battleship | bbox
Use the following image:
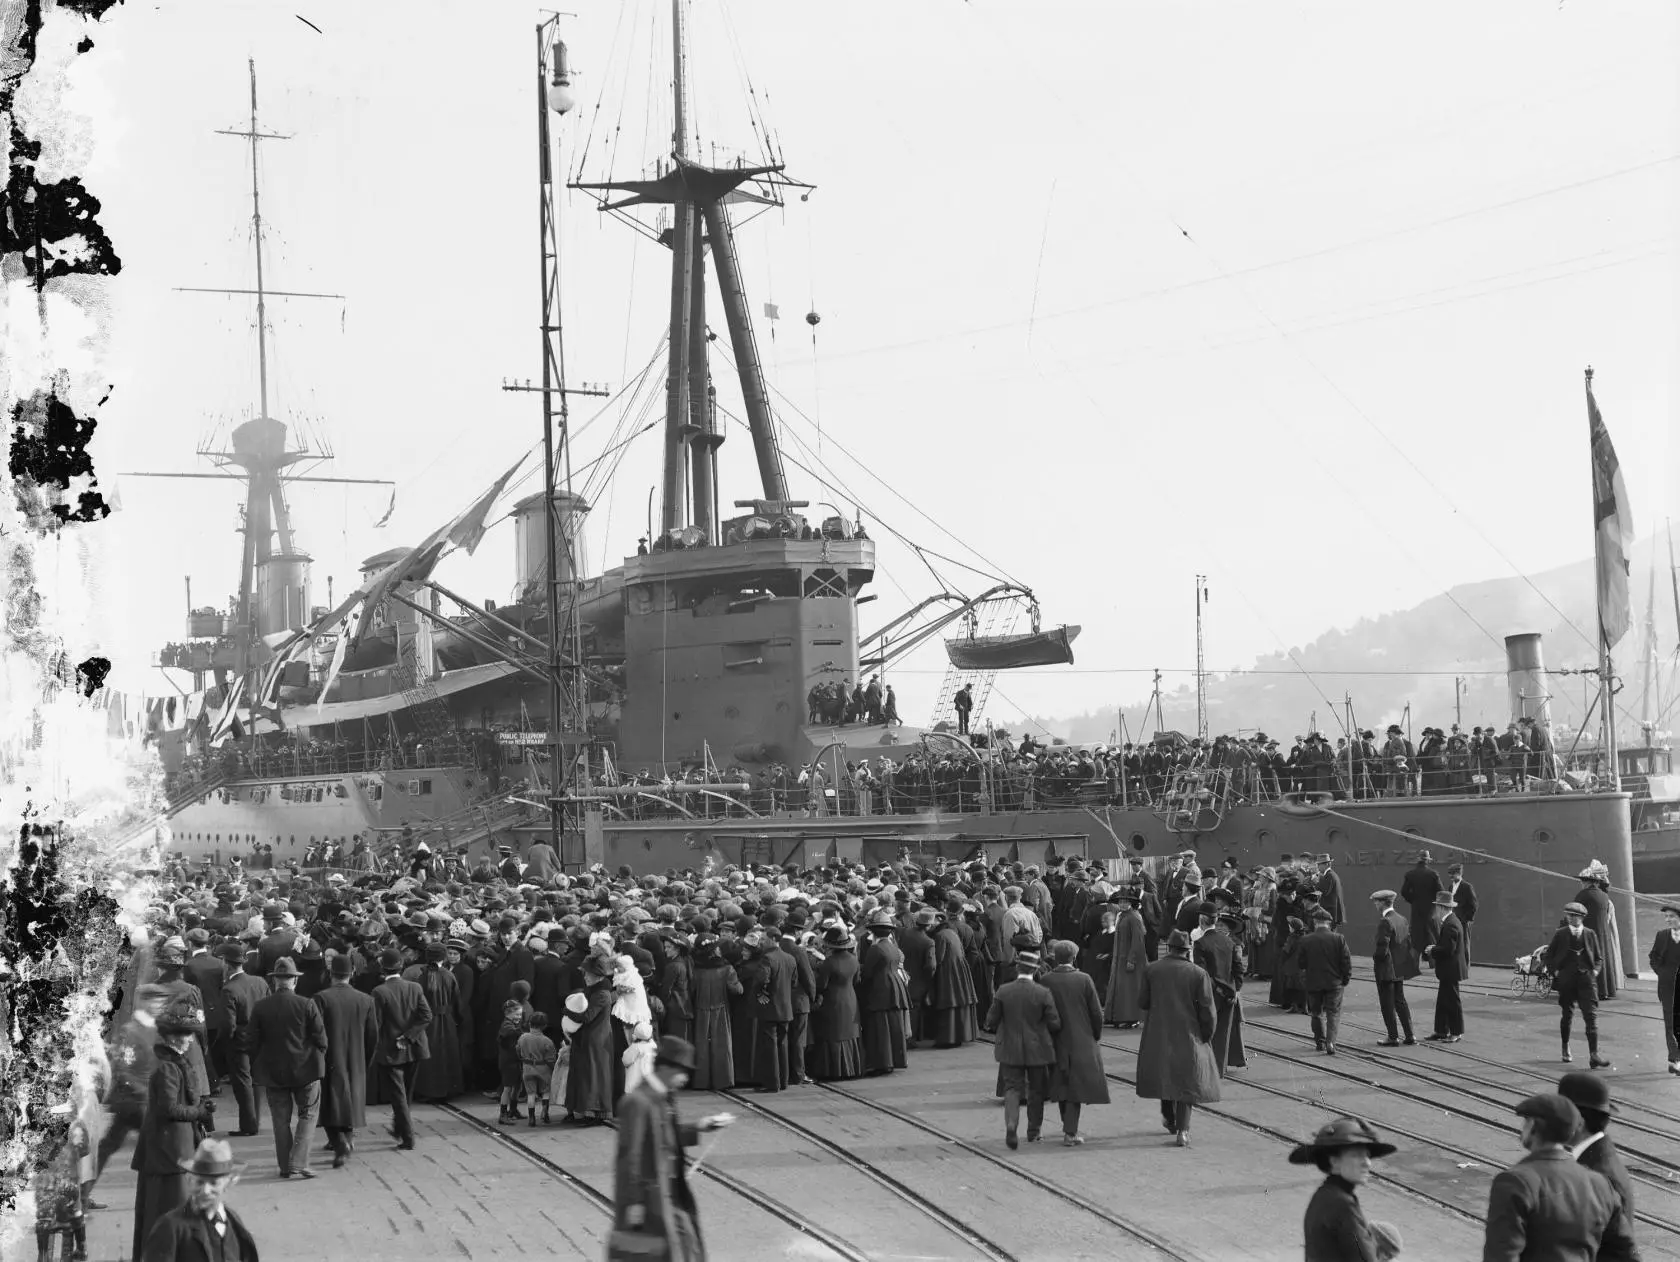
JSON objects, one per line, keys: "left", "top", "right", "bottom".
{"left": 145, "top": 7, "right": 1643, "bottom": 972}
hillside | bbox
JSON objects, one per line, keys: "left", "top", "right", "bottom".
{"left": 1021, "top": 537, "right": 1674, "bottom": 748}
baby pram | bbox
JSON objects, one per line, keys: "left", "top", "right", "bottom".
{"left": 1510, "top": 943, "right": 1554, "bottom": 996}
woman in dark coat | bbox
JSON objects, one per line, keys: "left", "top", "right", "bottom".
{"left": 1287, "top": 1117, "right": 1399, "bottom": 1262}
{"left": 723, "top": 923, "right": 760, "bottom": 1083}
{"left": 657, "top": 935, "right": 695, "bottom": 1044}
{"left": 131, "top": 1000, "right": 212, "bottom": 1262}
{"left": 1103, "top": 890, "right": 1149, "bottom": 1027}
{"left": 689, "top": 935, "right": 742, "bottom": 1089}
{"left": 856, "top": 914, "right": 911, "bottom": 1074}
{"left": 562, "top": 957, "right": 616, "bottom": 1123}
{"left": 900, "top": 910, "right": 939, "bottom": 1045}
{"left": 1135, "top": 930, "right": 1220, "bottom": 1147}
{"left": 1042, "top": 940, "right": 1110, "bottom": 1145}
{"left": 1576, "top": 867, "right": 1621, "bottom": 999}
{"left": 962, "top": 904, "right": 997, "bottom": 1020}
{"left": 1272, "top": 916, "right": 1309, "bottom": 1014}
{"left": 405, "top": 944, "right": 466, "bottom": 1101}
{"left": 808, "top": 927, "right": 864, "bottom": 1080}
{"left": 928, "top": 912, "right": 978, "bottom": 1048}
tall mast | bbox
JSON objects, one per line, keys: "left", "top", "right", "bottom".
{"left": 1588, "top": 367, "right": 1620, "bottom": 791}
{"left": 1194, "top": 574, "right": 1208, "bottom": 742}
{"left": 1640, "top": 558, "right": 1657, "bottom": 742}
{"left": 245, "top": 59, "right": 272, "bottom": 425}
{"left": 660, "top": 0, "right": 696, "bottom": 535}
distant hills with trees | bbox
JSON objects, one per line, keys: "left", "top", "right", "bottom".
{"left": 1016, "top": 537, "right": 1675, "bottom": 752}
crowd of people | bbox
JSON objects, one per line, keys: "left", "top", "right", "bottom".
{"left": 55, "top": 833, "right": 1678, "bottom": 1262}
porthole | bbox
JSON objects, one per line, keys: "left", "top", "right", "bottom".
{"left": 1533, "top": 829, "right": 1553, "bottom": 845}
{"left": 1256, "top": 829, "right": 1275, "bottom": 848}
{"left": 1129, "top": 833, "right": 1148, "bottom": 852}
{"left": 1403, "top": 827, "right": 1423, "bottom": 837}
{"left": 1326, "top": 828, "right": 1347, "bottom": 846}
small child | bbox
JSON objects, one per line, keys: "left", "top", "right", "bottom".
{"left": 515, "top": 1013, "right": 559, "bottom": 1126}
{"left": 497, "top": 997, "right": 530, "bottom": 1125}
{"left": 33, "top": 1123, "right": 88, "bottom": 1262}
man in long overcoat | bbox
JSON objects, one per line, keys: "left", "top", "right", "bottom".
{"left": 1041, "top": 941, "right": 1108, "bottom": 1145}
{"left": 372, "top": 948, "right": 433, "bottom": 1149}
{"left": 1135, "top": 930, "right": 1220, "bottom": 1147}
{"left": 474, "top": 920, "right": 534, "bottom": 1088}
{"left": 899, "top": 909, "right": 938, "bottom": 1046}
{"left": 313, "top": 953, "right": 378, "bottom": 1166}
{"left": 220, "top": 943, "right": 269, "bottom": 1137}
{"left": 609, "top": 1036, "right": 734, "bottom": 1262}
{"left": 1398, "top": 850, "right": 1441, "bottom": 953}
{"left": 1194, "top": 911, "right": 1247, "bottom": 1072}
{"left": 405, "top": 943, "right": 466, "bottom": 1101}
{"left": 985, "top": 949, "right": 1059, "bottom": 1149}
{"left": 1103, "top": 889, "right": 1149, "bottom": 1027}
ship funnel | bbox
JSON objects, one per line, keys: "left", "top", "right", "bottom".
{"left": 1504, "top": 633, "right": 1552, "bottom": 728}
{"left": 513, "top": 489, "right": 591, "bottom": 604}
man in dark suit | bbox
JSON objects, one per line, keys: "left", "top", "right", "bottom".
{"left": 254, "top": 904, "right": 296, "bottom": 979}
{"left": 1549, "top": 901, "right": 1610, "bottom": 1069}
{"left": 778, "top": 928, "right": 818, "bottom": 1085}
{"left": 1399, "top": 850, "right": 1442, "bottom": 952}
{"left": 1426, "top": 892, "right": 1466, "bottom": 1042}
{"left": 372, "top": 947, "right": 433, "bottom": 1150}
{"left": 181, "top": 929, "right": 228, "bottom": 1094}
{"left": 1296, "top": 908, "right": 1353, "bottom": 1054}
{"left": 138, "top": 1137, "right": 260, "bottom": 1262}
{"left": 748, "top": 932, "right": 796, "bottom": 1093}
{"left": 984, "top": 949, "right": 1060, "bottom": 1149}
{"left": 1446, "top": 861, "right": 1477, "bottom": 975}
{"left": 1311, "top": 855, "right": 1345, "bottom": 930}
{"left": 219, "top": 944, "right": 269, "bottom": 1137}
{"left": 250, "top": 957, "right": 327, "bottom": 1178}
{"left": 1369, "top": 890, "right": 1417, "bottom": 1046}
{"left": 1652, "top": 903, "right": 1680, "bottom": 1074}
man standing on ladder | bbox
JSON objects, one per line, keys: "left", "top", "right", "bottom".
{"left": 954, "top": 684, "right": 974, "bottom": 737}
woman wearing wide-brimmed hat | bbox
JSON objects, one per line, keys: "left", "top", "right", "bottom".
{"left": 857, "top": 911, "right": 912, "bottom": 1075}
{"left": 809, "top": 925, "right": 864, "bottom": 1080}
{"left": 689, "top": 933, "right": 743, "bottom": 1090}
{"left": 1288, "top": 1117, "right": 1400, "bottom": 1262}
{"left": 132, "top": 996, "right": 214, "bottom": 1262}
{"left": 1574, "top": 860, "right": 1621, "bottom": 1000}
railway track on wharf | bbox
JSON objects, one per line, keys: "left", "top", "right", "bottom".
{"left": 1242, "top": 1011, "right": 1680, "bottom": 1158}
{"left": 1271, "top": 1003, "right": 1680, "bottom": 1127}
{"left": 1086, "top": 1034, "right": 1680, "bottom": 1243}
{"left": 435, "top": 1102, "right": 873, "bottom": 1262}
{"left": 716, "top": 1086, "right": 1023, "bottom": 1262}
{"left": 785, "top": 1079, "right": 1197, "bottom": 1262}
{"left": 1347, "top": 969, "right": 1672, "bottom": 1023}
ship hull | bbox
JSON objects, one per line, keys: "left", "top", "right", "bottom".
{"left": 160, "top": 775, "right": 1635, "bottom": 972}
{"left": 1631, "top": 823, "right": 1680, "bottom": 895}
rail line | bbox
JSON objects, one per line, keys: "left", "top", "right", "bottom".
{"left": 1245, "top": 1009, "right": 1680, "bottom": 1134}
{"left": 717, "top": 1088, "right": 1021, "bottom": 1262}
{"left": 1234, "top": 1020, "right": 1680, "bottom": 1217}
{"left": 975, "top": 1032, "right": 1489, "bottom": 1230}
{"left": 1270, "top": 1002, "right": 1680, "bottom": 1127}
{"left": 804, "top": 1079, "right": 1197, "bottom": 1262}
{"left": 1088, "top": 1035, "right": 1680, "bottom": 1241}
{"left": 434, "top": 1102, "right": 872, "bottom": 1262}
{"left": 1346, "top": 970, "right": 1670, "bottom": 1023}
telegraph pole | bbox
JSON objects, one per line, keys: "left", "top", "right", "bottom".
{"left": 1194, "top": 575, "right": 1208, "bottom": 742}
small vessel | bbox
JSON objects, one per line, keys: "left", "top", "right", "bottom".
{"left": 946, "top": 625, "right": 1080, "bottom": 671}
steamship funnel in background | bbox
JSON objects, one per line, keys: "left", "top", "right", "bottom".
{"left": 1504, "top": 633, "right": 1552, "bottom": 728}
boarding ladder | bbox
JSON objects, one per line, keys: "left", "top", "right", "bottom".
{"left": 393, "top": 646, "right": 464, "bottom": 767}
{"left": 1155, "top": 763, "right": 1235, "bottom": 833}
{"left": 928, "top": 598, "right": 1022, "bottom": 731}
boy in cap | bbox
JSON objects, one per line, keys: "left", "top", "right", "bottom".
{"left": 516, "top": 1012, "right": 559, "bottom": 1127}
{"left": 1483, "top": 1094, "right": 1636, "bottom": 1261}
{"left": 1287, "top": 1117, "right": 1400, "bottom": 1262}
{"left": 1549, "top": 902, "right": 1611, "bottom": 1069}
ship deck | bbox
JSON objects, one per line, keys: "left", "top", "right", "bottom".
{"left": 84, "top": 941, "right": 1680, "bottom": 1262}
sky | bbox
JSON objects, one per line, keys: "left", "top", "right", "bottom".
{"left": 69, "top": 0, "right": 1680, "bottom": 731}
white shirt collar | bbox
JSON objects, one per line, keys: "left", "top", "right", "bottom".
{"left": 1570, "top": 1131, "right": 1604, "bottom": 1160}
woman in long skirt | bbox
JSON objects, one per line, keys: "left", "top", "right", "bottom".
{"left": 809, "top": 927, "right": 864, "bottom": 1080}
{"left": 562, "top": 966, "right": 615, "bottom": 1123}
{"left": 857, "top": 914, "right": 911, "bottom": 1075}
{"left": 689, "top": 936, "right": 741, "bottom": 1090}
{"left": 928, "top": 914, "right": 978, "bottom": 1048}
{"left": 1103, "top": 891, "right": 1149, "bottom": 1027}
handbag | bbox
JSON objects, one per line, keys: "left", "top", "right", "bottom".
{"left": 606, "top": 1228, "right": 670, "bottom": 1260}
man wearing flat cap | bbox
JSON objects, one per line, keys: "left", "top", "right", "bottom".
{"left": 610, "top": 1036, "right": 734, "bottom": 1262}
{"left": 1550, "top": 901, "right": 1611, "bottom": 1069}
{"left": 138, "top": 1137, "right": 259, "bottom": 1262}
{"left": 1482, "top": 1093, "right": 1637, "bottom": 1262}
{"left": 1652, "top": 903, "right": 1680, "bottom": 1075}
{"left": 1296, "top": 907, "right": 1352, "bottom": 1054}
{"left": 1288, "top": 1118, "right": 1400, "bottom": 1262}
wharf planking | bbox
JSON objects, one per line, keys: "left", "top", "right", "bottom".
{"left": 77, "top": 960, "right": 1675, "bottom": 1262}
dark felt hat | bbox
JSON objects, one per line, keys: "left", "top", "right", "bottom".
{"left": 269, "top": 956, "right": 300, "bottom": 978}
{"left": 654, "top": 1035, "right": 697, "bottom": 1072}
{"left": 1557, "top": 1073, "right": 1617, "bottom": 1117}
{"left": 1287, "top": 1117, "right": 1397, "bottom": 1164}
{"left": 1164, "top": 929, "right": 1191, "bottom": 954}
{"left": 328, "top": 952, "right": 355, "bottom": 978}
